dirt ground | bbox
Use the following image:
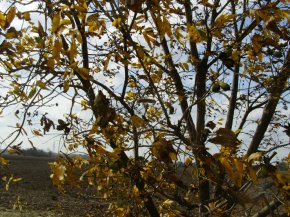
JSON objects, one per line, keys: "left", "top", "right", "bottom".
{"left": 0, "top": 155, "right": 109, "bottom": 217}
{"left": 0, "top": 155, "right": 288, "bottom": 217}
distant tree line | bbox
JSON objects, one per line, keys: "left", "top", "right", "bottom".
{"left": 21, "top": 148, "right": 55, "bottom": 157}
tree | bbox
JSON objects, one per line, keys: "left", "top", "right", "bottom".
{"left": 0, "top": 0, "right": 289, "bottom": 216}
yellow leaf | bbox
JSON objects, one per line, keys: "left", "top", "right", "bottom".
{"left": 28, "top": 86, "right": 37, "bottom": 98}
{"left": 50, "top": 163, "right": 66, "bottom": 186}
{"left": 152, "top": 138, "right": 177, "bottom": 164}
{"left": 169, "top": 152, "right": 177, "bottom": 161}
{"left": 8, "top": 149, "right": 17, "bottom": 155}
{"left": 215, "top": 14, "right": 234, "bottom": 28}
{"left": 47, "top": 58, "right": 55, "bottom": 70}
{"left": 247, "top": 50, "right": 257, "bottom": 61}
{"left": 6, "top": 7, "right": 16, "bottom": 28}
{"left": 102, "top": 54, "right": 112, "bottom": 71}
{"left": 5, "top": 30, "right": 17, "bottom": 39}
{"left": 60, "top": 19, "right": 71, "bottom": 26}
{"left": 258, "top": 52, "right": 263, "bottom": 61}
{"left": 36, "top": 80, "right": 48, "bottom": 90}
{"left": 0, "top": 157, "right": 9, "bottom": 166}
{"left": 233, "top": 128, "right": 241, "bottom": 135}
{"left": 22, "top": 11, "right": 30, "bottom": 21}
{"left": 112, "top": 17, "right": 121, "bottom": 27}
{"left": 174, "top": 27, "right": 185, "bottom": 46}
{"left": 163, "top": 16, "right": 172, "bottom": 37}
{"left": 63, "top": 80, "right": 69, "bottom": 92}
{"left": 234, "top": 158, "right": 244, "bottom": 187}
{"left": 234, "top": 158, "right": 244, "bottom": 175}
{"left": 87, "top": 14, "right": 99, "bottom": 22}
{"left": 133, "top": 185, "right": 139, "bottom": 196}
{"left": 199, "top": 0, "right": 216, "bottom": 8}
{"left": 51, "top": 13, "right": 61, "bottom": 33}
{"left": 162, "top": 199, "right": 174, "bottom": 206}
{"left": 185, "top": 157, "right": 193, "bottom": 166}
{"left": 12, "top": 178, "right": 22, "bottom": 182}
{"left": 52, "top": 38, "right": 61, "bottom": 62}
{"left": 0, "top": 12, "right": 6, "bottom": 28}
{"left": 131, "top": 115, "right": 145, "bottom": 128}
{"left": 188, "top": 25, "right": 202, "bottom": 43}
{"left": 127, "top": 91, "right": 136, "bottom": 99}
{"left": 220, "top": 157, "right": 234, "bottom": 181}
{"left": 69, "top": 61, "right": 78, "bottom": 69}
{"left": 136, "top": 46, "right": 145, "bottom": 59}
{"left": 73, "top": 4, "right": 87, "bottom": 13}
{"left": 76, "top": 67, "right": 90, "bottom": 80}
{"left": 143, "top": 30, "right": 153, "bottom": 49}
{"left": 247, "top": 152, "right": 263, "bottom": 162}
{"left": 69, "top": 34, "right": 77, "bottom": 60}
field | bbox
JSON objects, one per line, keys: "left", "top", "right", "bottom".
{"left": 0, "top": 155, "right": 288, "bottom": 217}
{"left": 0, "top": 155, "right": 108, "bottom": 217}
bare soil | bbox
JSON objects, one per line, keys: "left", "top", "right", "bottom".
{"left": 0, "top": 156, "right": 288, "bottom": 217}
{"left": 0, "top": 155, "right": 108, "bottom": 217}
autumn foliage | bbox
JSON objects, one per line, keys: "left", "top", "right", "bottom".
{"left": 0, "top": 0, "right": 290, "bottom": 216}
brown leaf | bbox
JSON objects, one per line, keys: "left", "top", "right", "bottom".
{"left": 131, "top": 115, "right": 145, "bottom": 128}
{"left": 208, "top": 128, "right": 240, "bottom": 147}
{"left": 151, "top": 138, "right": 177, "bottom": 164}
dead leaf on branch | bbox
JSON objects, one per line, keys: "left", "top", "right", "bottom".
{"left": 151, "top": 138, "right": 177, "bottom": 164}
{"left": 131, "top": 115, "right": 145, "bottom": 128}
{"left": 208, "top": 128, "right": 240, "bottom": 147}
{"left": 40, "top": 115, "right": 55, "bottom": 134}
{"left": 247, "top": 152, "right": 263, "bottom": 162}
{"left": 121, "top": 0, "right": 145, "bottom": 13}
{"left": 94, "top": 90, "right": 116, "bottom": 128}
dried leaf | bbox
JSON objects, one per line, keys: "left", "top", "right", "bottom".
{"left": 0, "top": 157, "right": 9, "bottom": 166}
{"left": 188, "top": 25, "right": 202, "bottom": 42}
{"left": 36, "top": 80, "right": 48, "bottom": 90}
{"left": 51, "top": 13, "right": 61, "bottom": 33}
{"left": 12, "top": 178, "right": 22, "bottom": 182}
{"left": 28, "top": 86, "right": 37, "bottom": 99}
{"left": 234, "top": 158, "right": 244, "bottom": 187}
{"left": 6, "top": 7, "right": 16, "bottom": 28}
{"left": 52, "top": 38, "right": 61, "bottom": 62}
{"left": 185, "top": 157, "right": 193, "bottom": 166}
{"left": 22, "top": 11, "right": 30, "bottom": 21}
{"left": 208, "top": 128, "right": 240, "bottom": 147}
{"left": 76, "top": 67, "right": 90, "bottom": 80}
{"left": 152, "top": 138, "right": 177, "bottom": 164}
{"left": 63, "top": 80, "right": 69, "bottom": 92}
{"left": 220, "top": 157, "right": 234, "bottom": 181}
{"left": 247, "top": 152, "right": 263, "bottom": 162}
{"left": 0, "top": 12, "right": 6, "bottom": 28}
{"left": 131, "top": 115, "right": 145, "bottom": 128}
